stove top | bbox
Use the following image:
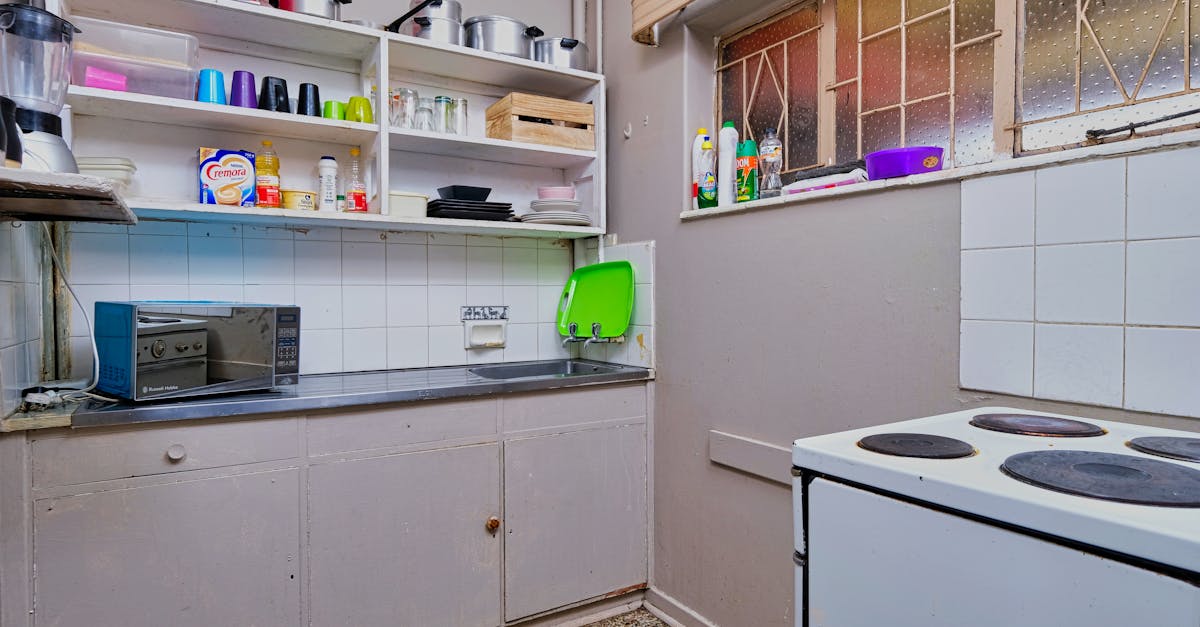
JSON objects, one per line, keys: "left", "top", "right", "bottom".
{"left": 1128, "top": 437, "right": 1200, "bottom": 463}
{"left": 792, "top": 407, "right": 1200, "bottom": 573}
{"left": 857, "top": 433, "right": 975, "bottom": 459}
{"left": 970, "top": 412, "right": 1106, "bottom": 437}
{"left": 1001, "top": 450, "right": 1200, "bottom": 507}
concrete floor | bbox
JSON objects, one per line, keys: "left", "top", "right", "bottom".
{"left": 583, "top": 608, "right": 667, "bottom": 626}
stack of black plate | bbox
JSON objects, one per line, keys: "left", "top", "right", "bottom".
{"left": 428, "top": 185, "right": 514, "bottom": 221}
{"left": 427, "top": 199, "right": 514, "bottom": 221}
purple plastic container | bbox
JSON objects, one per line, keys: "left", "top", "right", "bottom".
{"left": 230, "top": 71, "right": 257, "bottom": 108}
{"left": 864, "top": 146, "right": 944, "bottom": 180}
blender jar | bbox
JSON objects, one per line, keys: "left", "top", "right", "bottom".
{"left": 0, "top": 4, "right": 78, "bottom": 114}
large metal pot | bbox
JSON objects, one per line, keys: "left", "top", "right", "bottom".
{"left": 412, "top": 16, "right": 462, "bottom": 45}
{"left": 463, "top": 15, "right": 543, "bottom": 59}
{"left": 534, "top": 37, "right": 590, "bottom": 71}
{"left": 410, "top": 0, "right": 460, "bottom": 23}
{"left": 277, "top": 0, "right": 351, "bottom": 20}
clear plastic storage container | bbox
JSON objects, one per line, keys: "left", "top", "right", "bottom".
{"left": 69, "top": 16, "right": 199, "bottom": 100}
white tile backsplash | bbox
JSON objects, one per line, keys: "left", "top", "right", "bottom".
{"left": 342, "top": 286, "right": 387, "bottom": 328}
{"left": 1127, "top": 146, "right": 1200, "bottom": 240}
{"left": 504, "top": 285, "right": 539, "bottom": 324}
{"left": 1, "top": 224, "right": 44, "bottom": 414}
{"left": 960, "top": 248, "right": 1034, "bottom": 321}
{"left": 69, "top": 232, "right": 129, "bottom": 284}
{"left": 428, "top": 285, "right": 467, "bottom": 326}
{"left": 243, "top": 238, "right": 295, "bottom": 284}
{"left": 343, "top": 328, "right": 388, "bottom": 371}
{"left": 960, "top": 170, "right": 1035, "bottom": 249}
{"left": 385, "top": 243, "right": 427, "bottom": 285}
{"left": 387, "top": 326, "right": 429, "bottom": 369}
{"left": 1035, "top": 242, "right": 1124, "bottom": 324}
{"left": 187, "top": 236, "right": 242, "bottom": 284}
{"left": 961, "top": 152, "right": 1200, "bottom": 418}
{"left": 467, "top": 246, "right": 503, "bottom": 285}
{"left": 295, "top": 240, "right": 342, "bottom": 284}
{"left": 959, "top": 320, "right": 1034, "bottom": 396}
{"left": 1125, "top": 327, "right": 1200, "bottom": 418}
{"left": 1126, "top": 238, "right": 1200, "bottom": 327}
{"left": 342, "top": 242, "right": 386, "bottom": 284}
{"left": 1035, "top": 159, "right": 1126, "bottom": 245}
{"left": 130, "top": 235, "right": 189, "bottom": 285}
{"left": 505, "top": 323, "right": 539, "bottom": 362}
{"left": 428, "top": 325, "right": 466, "bottom": 366}
{"left": 386, "top": 286, "right": 428, "bottom": 327}
{"left": 427, "top": 244, "right": 467, "bottom": 285}
{"left": 1034, "top": 324, "right": 1124, "bottom": 407}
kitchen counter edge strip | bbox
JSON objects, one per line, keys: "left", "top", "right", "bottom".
{"left": 69, "top": 363, "right": 652, "bottom": 429}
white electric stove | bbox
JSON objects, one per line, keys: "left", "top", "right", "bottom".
{"left": 791, "top": 407, "right": 1200, "bottom": 627}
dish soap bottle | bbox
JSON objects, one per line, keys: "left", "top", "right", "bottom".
{"left": 759, "top": 128, "right": 783, "bottom": 198}
{"left": 691, "top": 127, "right": 709, "bottom": 210}
{"left": 697, "top": 140, "right": 718, "bottom": 209}
{"left": 256, "top": 140, "right": 281, "bottom": 208}
{"left": 345, "top": 147, "right": 368, "bottom": 213}
{"left": 718, "top": 121, "right": 738, "bottom": 207}
{"left": 736, "top": 138, "right": 759, "bottom": 202}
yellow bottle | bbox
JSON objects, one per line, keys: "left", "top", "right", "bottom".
{"left": 256, "top": 140, "right": 281, "bottom": 208}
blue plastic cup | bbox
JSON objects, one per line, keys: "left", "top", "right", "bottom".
{"left": 196, "top": 69, "right": 227, "bottom": 105}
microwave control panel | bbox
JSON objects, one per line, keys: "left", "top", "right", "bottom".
{"left": 275, "top": 307, "right": 301, "bottom": 377}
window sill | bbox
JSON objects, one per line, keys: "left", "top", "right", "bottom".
{"left": 680, "top": 127, "right": 1200, "bottom": 223}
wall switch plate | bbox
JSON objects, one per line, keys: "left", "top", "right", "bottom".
{"left": 461, "top": 306, "right": 509, "bottom": 321}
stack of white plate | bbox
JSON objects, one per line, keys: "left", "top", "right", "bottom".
{"left": 522, "top": 198, "right": 592, "bottom": 226}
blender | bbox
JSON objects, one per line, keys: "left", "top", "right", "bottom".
{"left": 0, "top": 2, "right": 79, "bottom": 173}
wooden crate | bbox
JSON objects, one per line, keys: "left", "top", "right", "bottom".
{"left": 485, "top": 93, "right": 595, "bottom": 151}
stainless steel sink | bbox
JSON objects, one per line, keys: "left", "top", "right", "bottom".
{"left": 469, "top": 360, "right": 623, "bottom": 380}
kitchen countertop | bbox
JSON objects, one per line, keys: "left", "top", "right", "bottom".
{"left": 69, "top": 360, "right": 652, "bottom": 429}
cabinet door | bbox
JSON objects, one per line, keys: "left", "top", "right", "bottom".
{"left": 34, "top": 469, "right": 301, "bottom": 627}
{"left": 308, "top": 443, "right": 501, "bottom": 627}
{"left": 504, "top": 425, "right": 648, "bottom": 621}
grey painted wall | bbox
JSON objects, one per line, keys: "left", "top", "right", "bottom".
{"left": 601, "top": 6, "right": 1200, "bottom": 627}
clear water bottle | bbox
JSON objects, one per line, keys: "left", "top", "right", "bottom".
{"left": 759, "top": 127, "right": 783, "bottom": 198}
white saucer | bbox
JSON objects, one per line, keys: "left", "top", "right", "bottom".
{"left": 530, "top": 199, "right": 582, "bottom": 212}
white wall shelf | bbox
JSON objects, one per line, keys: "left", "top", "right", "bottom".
{"left": 0, "top": 168, "right": 135, "bottom": 224}
{"left": 388, "top": 127, "right": 596, "bottom": 168}
{"left": 67, "top": 87, "right": 379, "bottom": 146}
{"left": 127, "top": 199, "right": 602, "bottom": 239}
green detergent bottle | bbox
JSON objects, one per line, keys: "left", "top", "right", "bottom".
{"left": 736, "top": 139, "right": 759, "bottom": 202}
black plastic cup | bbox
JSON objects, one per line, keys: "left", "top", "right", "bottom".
{"left": 0, "top": 97, "right": 20, "bottom": 167}
{"left": 258, "top": 76, "right": 291, "bottom": 113}
{"left": 297, "top": 83, "right": 321, "bottom": 116}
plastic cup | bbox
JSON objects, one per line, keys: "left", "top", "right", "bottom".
{"left": 196, "top": 69, "right": 227, "bottom": 105}
{"left": 258, "top": 76, "right": 291, "bottom": 113}
{"left": 297, "top": 83, "right": 321, "bottom": 116}
{"left": 322, "top": 100, "right": 345, "bottom": 120}
{"left": 230, "top": 70, "right": 256, "bottom": 108}
{"left": 346, "top": 96, "right": 373, "bottom": 123}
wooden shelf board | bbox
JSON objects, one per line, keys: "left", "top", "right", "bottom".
{"left": 128, "top": 199, "right": 602, "bottom": 239}
{"left": 388, "top": 127, "right": 595, "bottom": 168}
{"left": 68, "top": 87, "right": 379, "bottom": 145}
{"left": 0, "top": 169, "right": 135, "bottom": 224}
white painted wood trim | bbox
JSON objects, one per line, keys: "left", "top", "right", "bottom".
{"left": 708, "top": 429, "right": 792, "bottom": 485}
{"left": 644, "top": 587, "right": 721, "bottom": 627}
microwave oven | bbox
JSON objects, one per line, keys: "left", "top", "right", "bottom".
{"left": 94, "top": 301, "right": 300, "bottom": 401}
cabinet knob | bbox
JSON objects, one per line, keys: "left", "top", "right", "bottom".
{"left": 165, "top": 444, "right": 187, "bottom": 463}
{"left": 485, "top": 516, "right": 501, "bottom": 534}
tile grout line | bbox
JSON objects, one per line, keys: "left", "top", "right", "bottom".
{"left": 1030, "top": 169, "right": 1038, "bottom": 397}
{"left": 1122, "top": 156, "right": 1129, "bottom": 410}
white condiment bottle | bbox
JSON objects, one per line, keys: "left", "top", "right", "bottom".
{"left": 318, "top": 155, "right": 338, "bottom": 212}
{"left": 718, "top": 121, "right": 738, "bottom": 207}
{"left": 691, "top": 127, "right": 709, "bottom": 210}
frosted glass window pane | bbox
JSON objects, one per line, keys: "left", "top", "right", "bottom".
{"left": 906, "top": 13, "right": 951, "bottom": 100}
{"left": 905, "top": 96, "right": 951, "bottom": 152}
{"left": 787, "top": 35, "right": 820, "bottom": 169}
{"left": 955, "top": 42, "right": 996, "bottom": 165}
{"left": 836, "top": 0, "right": 859, "bottom": 81}
{"left": 1138, "top": 4, "right": 1186, "bottom": 99}
{"left": 720, "top": 63, "right": 744, "bottom": 129}
{"left": 1021, "top": 0, "right": 1076, "bottom": 122}
{"left": 956, "top": 0, "right": 995, "bottom": 41}
{"left": 864, "top": 2, "right": 900, "bottom": 37}
{"left": 863, "top": 108, "right": 902, "bottom": 154}
{"left": 836, "top": 84, "right": 859, "bottom": 161}
{"left": 1085, "top": 0, "right": 1175, "bottom": 97}
{"left": 863, "top": 31, "right": 902, "bottom": 110}
{"left": 1191, "top": 1, "right": 1200, "bottom": 85}
{"left": 722, "top": 8, "right": 818, "bottom": 64}
{"left": 908, "top": 0, "right": 948, "bottom": 20}
{"left": 1080, "top": 25, "right": 1125, "bottom": 111}
{"left": 747, "top": 51, "right": 786, "bottom": 141}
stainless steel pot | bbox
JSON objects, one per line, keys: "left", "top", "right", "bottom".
{"left": 463, "top": 15, "right": 543, "bottom": 59}
{"left": 410, "top": 0, "right": 460, "bottom": 23}
{"left": 278, "top": 0, "right": 350, "bottom": 20}
{"left": 413, "top": 16, "right": 462, "bottom": 45}
{"left": 534, "top": 37, "right": 590, "bottom": 71}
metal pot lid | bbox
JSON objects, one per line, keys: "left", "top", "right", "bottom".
{"left": 1001, "top": 450, "right": 1200, "bottom": 507}
{"left": 536, "top": 36, "right": 585, "bottom": 47}
{"left": 464, "top": 14, "right": 527, "bottom": 27}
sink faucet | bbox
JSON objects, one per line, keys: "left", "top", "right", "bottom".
{"left": 562, "top": 322, "right": 579, "bottom": 348}
{"left": 583, "top": 322, "right": 602, "bottom": 349}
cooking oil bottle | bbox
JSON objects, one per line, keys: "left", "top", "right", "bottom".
{"left": 256, "top": 140, "right": 281, "bottom": 208}
{"left": 345, "top": 147, "right": 368, "bottom": 212}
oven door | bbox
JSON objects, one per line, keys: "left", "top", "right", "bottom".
{"left": 805, "top": 478, "right": 1200, "bottom": 627}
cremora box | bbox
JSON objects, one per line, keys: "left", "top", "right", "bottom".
{"left": 199, "top": 147, "right": 257, "bottom": 206}
{"left": 95, "top": 301, "right": 300, "bottom": 401}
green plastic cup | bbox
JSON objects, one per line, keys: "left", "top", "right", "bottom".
{"left": 322, "top": 100, "right": 345, "bottom": 120}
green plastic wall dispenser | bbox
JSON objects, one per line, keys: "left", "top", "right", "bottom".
{"left": 555, "top": 261, "right": 635, "bottom": 339}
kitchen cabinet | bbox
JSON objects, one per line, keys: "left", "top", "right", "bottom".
{"left": 503, "top": 424, "right": 648, "bottom": 621}
{"left": 32, "top": 469, "right": 302, "bottom": 627}
{"left": 307, "top": 443, "right": 501, "bottom": 627}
